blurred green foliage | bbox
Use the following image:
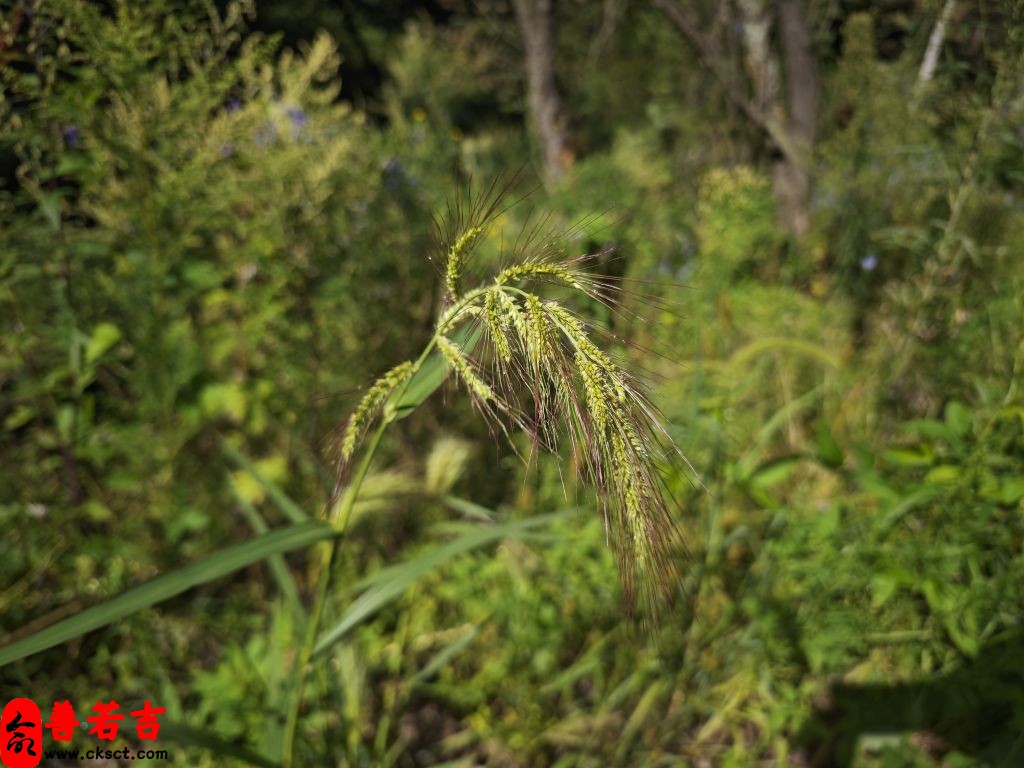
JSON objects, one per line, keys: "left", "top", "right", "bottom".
{"left": 2, "top": 1, "right": 1023, "bottom": 766}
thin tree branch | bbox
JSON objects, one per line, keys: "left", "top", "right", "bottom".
{"left": 652, "top": 0, "right": 807, "bottom": 166}
{"left": 917, "top": 0, "right": 957, "bottom": 90}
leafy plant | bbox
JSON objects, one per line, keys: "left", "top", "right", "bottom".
{"left": 278, "top": 180, "right": 692, "bottom": 765}
{"left": 1, "top": 164, "right": 690, "bottom": 765}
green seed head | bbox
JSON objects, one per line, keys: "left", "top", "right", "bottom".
{"left": 486, "top": 289, "right": 513, "bottom": 362}
{"left": 340, "top": 361, "right": 415, "bottom": 462}
{"left": 496, "top": 261, "right": 581, "bottom": 289}
{"left": 340, "top": 192, "right": 690, "bottom": 616}
{"left": 445, "top": 226, "right": 484, "bottom": 301}
{"left": 438, "top": 335, "right": 496, "bottom": 402}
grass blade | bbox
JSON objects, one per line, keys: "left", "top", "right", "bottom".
{"left": 313, "top": 512, "right": 565, "bottom": 657}
{"left": 411, "top": 624, "right": 479, "bottom": 686}
{"left": 0, "top": 522, "right": 336, "bottom": 668}
{"left": 229, "top": 475, "right": 304, "bottom": 612}
{"left": 442, "top": 495, "right": 496, "bottom": 522}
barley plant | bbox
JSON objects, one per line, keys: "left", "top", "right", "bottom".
{"left": 348, "top": 186, "right": 686, "bottom": 611}
{"left": 279, "top": 182, "right": 691, "bottom": 765}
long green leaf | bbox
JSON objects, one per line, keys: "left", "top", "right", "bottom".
{"left": 442, "top": 495, "right": 496, "bottom": 522}
{"left": 229, "top": 475, "right": 303, "bottom": 612}
{"left": 258, "top": 605, "right": 302, "bottom": 760}
{"left": 411, "top": 624, "right": 479, "bottom": 686}
{"left": 313, "top": 512, "right": 565, "bottom": 658}
{"left": 0, "top": 522, "right": 336, "bottom": 668}
{"left": 389, "top": 325, "right": 482, "bottom": 419}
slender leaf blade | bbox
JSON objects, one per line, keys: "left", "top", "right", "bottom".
{"left": 389, "top": 325, "right": 482, "bottom": 419}
{"left": 442, "top": 495, "right": 496, "bottom": 522}
{"left": 229, "top": 476, "right": 303, "bottom": 612}
{"left": 0, "top": 522, "right": 336, "bottom": 668}
{"left": 411, "top": 625, "right": 479, "bottom": 686}
{"left": 313, "top": 513, "right": 565, "bottom": 658}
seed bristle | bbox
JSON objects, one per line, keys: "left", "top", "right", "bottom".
{"left": 496, "top": 261, "right": 582, "bottom": 289}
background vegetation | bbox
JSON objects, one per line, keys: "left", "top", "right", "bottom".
{"left": 1, "top": 0, "right": 1022, "bottom": 765}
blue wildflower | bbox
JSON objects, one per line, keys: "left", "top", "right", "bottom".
{"left": 286, "top": 107, "right": 308, "bottom": 138}
{"left": 860, "top": 253, "right": 878, "bottom": 272}
{"left": 63, "top": 126, "right": 80, "bottom": 148}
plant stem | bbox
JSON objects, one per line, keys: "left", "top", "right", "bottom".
{"left": 280, "top": 325, "right": 454, "bottom": 767}
{"left": 281, "top": 414, "right": 387, "bottom": 768}
{"left": 280, "top": 282, "right": 491, "bottom": 765}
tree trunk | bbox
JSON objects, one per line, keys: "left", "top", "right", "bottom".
{"left": 512, "top": 0, "right": 573, "bottom": 184}
{"left": 738, "top": 0, "right": 781, "bottom": 116}
{"left": 774, "top": 0, "right": 818, "bottom": 236}
{"left": 656, "top": 0, "right": 819, "bottom": 237}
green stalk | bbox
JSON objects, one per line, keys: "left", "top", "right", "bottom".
{"left": 280, "top": 326, "right": 451, "bottom": 767}
{"left": 281, "top": 284, "right": 490, "bottom": 765}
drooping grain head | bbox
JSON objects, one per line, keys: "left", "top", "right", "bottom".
{"left": 432, "top": 220, "right": 688, "bottom": 615}
{"left": 437, "top": 335, "right": 496, "bottom": 403}
{"left": 338, "top": 361, "right": 415, "bottom": 464}
{"left": 436, "top": 175, "right": 517, "bottom": 302}
{"left": 339, "top": 189, "right": 691, "bottom": 617}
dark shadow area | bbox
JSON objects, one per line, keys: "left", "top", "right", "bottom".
{"left": 799, "top": 633, "right": 1024, "bottom": 767}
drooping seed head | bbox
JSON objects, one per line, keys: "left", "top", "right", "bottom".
{"left": 437, "top": 335, "right": 496, "bottom": 403}
{"left": 496, "top": 261, "right": 582, "bottom": 289}
{"left": 523, "top": 294, "right": 551, "bottom": 369}
{"left": 340, "top": 184, "right": 691, "bottom": 618}
{"left": 339, "top": 360, "right": 415, "bottom": 463}
{"left": 485, "top": 289, "right": 513, "bottom": 362}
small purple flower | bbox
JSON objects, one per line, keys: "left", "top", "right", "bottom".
{"left": 226, "top": 98, "right": 242, "bottom": 113}
{"left": 286, "top": 107, "right": 308, "bottom": 138}
{"left": 63, "top": 126, "right": 81, "bottom": 148}
{"left": 860, "top": 253, "right": 878, "bottom": 272}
